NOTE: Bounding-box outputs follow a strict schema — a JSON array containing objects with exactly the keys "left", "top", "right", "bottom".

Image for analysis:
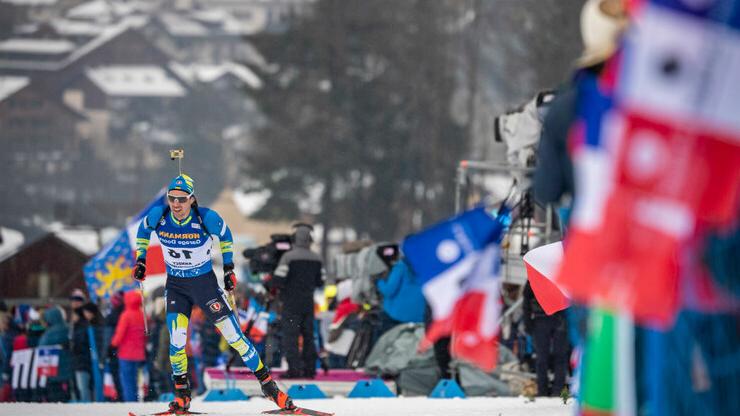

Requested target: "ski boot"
[
  {"left": 168, "top": 373, "right": 192, "bottom": 414},
  {"left": 255, "top": 367, "right": 295, "bottom": 410}
]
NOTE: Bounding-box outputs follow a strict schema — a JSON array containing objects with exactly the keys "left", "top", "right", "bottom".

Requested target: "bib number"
[
  {"left": 168, "top": 249, "right": 193, "bottom": 259},
  {"left": 162, "top": 241, "right": 212, "bottom": 270}
]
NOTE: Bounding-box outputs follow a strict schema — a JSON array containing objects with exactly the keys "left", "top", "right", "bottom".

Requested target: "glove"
[
  {"left": 107, "top": 345, "right": 117, "bottom": 359},
  {"left": 133, "top": 259, "right": 146, "bottom": 281},
  {"left": 223, "top": 263, "right": 237, "bottom": 291}
]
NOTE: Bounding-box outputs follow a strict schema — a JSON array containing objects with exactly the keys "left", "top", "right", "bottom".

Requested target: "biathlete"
[{"left": 133, "top": 174, "right": 294, "bottom": 413}]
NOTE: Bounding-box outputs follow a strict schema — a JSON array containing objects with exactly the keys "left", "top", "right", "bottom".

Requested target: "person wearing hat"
[
  {"left": 531, "top": 0, "right": 628, "bottom": 398},
  {"left": 534, "top": 0, "right": 628, "bottom": 207},
  {"left": 271, "top": 223, "right": 325, "bottom": 379},
  {"left": 134, "top": 174, "right": 294, "bottom": 412},
  {"left": 69, "top": 288, "right": 87, "bottom": 311}
]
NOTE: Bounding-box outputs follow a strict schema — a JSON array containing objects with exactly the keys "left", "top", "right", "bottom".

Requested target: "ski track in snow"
[{"left": 0, "top": 397, "right": 574, "bottom": 416}]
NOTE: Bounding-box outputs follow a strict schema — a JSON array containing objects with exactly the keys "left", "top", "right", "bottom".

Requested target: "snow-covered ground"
[{"left": 0, "top": 397, "right": 574, "bottom": 416}]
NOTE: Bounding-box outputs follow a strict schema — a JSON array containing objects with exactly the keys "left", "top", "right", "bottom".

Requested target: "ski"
[
  {"left": 262, "top": 408, "right": 334, "bottom": 416},
  {"left": 128, "top": 411, "right": 206, "bottom": 416}
]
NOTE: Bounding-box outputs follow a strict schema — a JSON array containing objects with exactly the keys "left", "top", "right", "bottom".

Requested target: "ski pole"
[
  {"left": 228, "top": 290, "right": 240, "bottom": 328},
  {"left": 138, "top": 281, "right": 149, "bottom": 336}
]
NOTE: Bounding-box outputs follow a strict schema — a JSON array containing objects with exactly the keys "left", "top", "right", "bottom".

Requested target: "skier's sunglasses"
[{"left": 167, "top": 193, "right": 192, "bottom": 203}]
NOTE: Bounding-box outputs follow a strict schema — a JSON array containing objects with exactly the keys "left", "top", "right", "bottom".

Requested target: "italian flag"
[{"left": 579, "top": 308, "right": 635, "bottom": 416}]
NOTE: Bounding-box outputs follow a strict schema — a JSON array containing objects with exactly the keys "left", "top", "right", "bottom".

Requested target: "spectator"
[
  {"left": 522, "top": 282, "right": 569, "bottom": 396},
  {"left": 73, "top": 302, "right": 104, "bottom": 402},
  {"left": 376, "top": 257, "right": 425, "bottom": 335},
  {"left": 103, "top": 291, "right": 124, "bottom": 400},
  {"left": 109, "top": 291, "right": 146, "bottom": 402},
  {"left": 424, "top": 304, "right": 453, "bottom": 381},
  {"left": 26, "top": 308, "right": 45, "bottom": 348},
  {"left": 81, "top": 302, "right": 105, "bottom": 361},
  {"left": 148, "top": 296, "right": 170, "bottom": 398},
  {"left": 69, "top": 289, "right": 87, "bottom": 316},
  {"left": 272, "top": 223, "right": 325, "bottom": 379},
  {"left": 533, "top": 0, "right": 627, "bottom": 211},
  {"left": 38, "top": 306, "right": 71, "bottom": 402},
  {"left": 0, "top": 304, "right": 11, "bottom": 402},
  {"left": 153, "top": 297, "right": 172, "bottom": 396},
  {"left": 71, "top": 306, "right": 90, "bottom": 401}
]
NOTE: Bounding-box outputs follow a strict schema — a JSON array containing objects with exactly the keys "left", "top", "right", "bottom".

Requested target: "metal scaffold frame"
[{"left": 453, "top": 160, "right": 559, "bottom": 285}]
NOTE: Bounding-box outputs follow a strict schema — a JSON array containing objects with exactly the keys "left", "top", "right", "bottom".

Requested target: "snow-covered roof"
[
  {"left": 158, "top": 13, "right": 210, "bottom": 37},
  {"left": 0, "top": 16, "right": 145, "bottom": 72},
  {"left": 222, "top": 14, "right": 267, "bottom": 36},
  {"left": 190, "top": 8, "right": 233, "bottom": 24},
  {"left": 1, "top": 0, "right": 57, "bottom": 5},
  {"left": 50, "top": 19, "right": 107, "bottom": 37},
  {"left": 46, "top": 223, "right": 119, "bottom": 256},
  {"left": 188, "top": 7, "right": 266, "bottom": 36},
  {"left": 0, "top": 38, "right": 76, "bottom": 55},
  {"left": 66, "top": 0, "right": 139, "bottom": 20},
  {"left": 0, "top": 76, "right": 30, "bottom": 102},
  {"left": 0, "top": 227, "right": 25, "bottom": 263},
  {"left": 86, "top": 65, "right": 187, "bottom": 97},
  {"left": 170, "top": 62, "right": 262, "bottom": 89},
  {"left": 61, "top": 16, "right": 147, "bottom": 68}
]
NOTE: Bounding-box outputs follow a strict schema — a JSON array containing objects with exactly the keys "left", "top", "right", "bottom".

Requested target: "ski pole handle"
[{"left": 138, "top": 281, "right": 149, "bottom": 336}]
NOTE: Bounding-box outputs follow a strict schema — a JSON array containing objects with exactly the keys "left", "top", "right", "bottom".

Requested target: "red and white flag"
[
  {"left": 556, "top": 3, "right": 740, "bottom": 326},
  {"left": 523, "top": 241, "right": 569, "bottom": 315}
]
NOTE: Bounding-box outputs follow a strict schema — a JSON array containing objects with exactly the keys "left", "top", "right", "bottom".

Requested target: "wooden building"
[{"left": 0, "top": 233, "right": 90, "bottom": 301}]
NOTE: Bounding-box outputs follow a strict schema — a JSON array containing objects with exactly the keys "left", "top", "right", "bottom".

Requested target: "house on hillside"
[
  {"left": 0, "top": 17, "right": 169, "bottom": 79},
  {"left": 143, "top": 10, "right": 265, "bottom": 65},
  {"left": 194, "top": 0, "right": 314, "bottom": 33},
  {"left": 169, "top": 61, "right": 262, "bottom": 90},
  {"left": 0, "top": 233, "right": 90, "bottom": 301},
  {"left": 68, "top": 64, "right": 187, "bottom": 144},
  {"left": 1, "top": 0, "right": 63, "bottom": 24},
  {"left": 0, "top": 75, "right": 89, "bottom": 222}
]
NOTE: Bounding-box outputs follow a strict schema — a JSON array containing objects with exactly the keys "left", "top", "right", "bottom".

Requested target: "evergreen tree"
[{"left": 246, "top": 0, "right": 468, "bottom": 246}]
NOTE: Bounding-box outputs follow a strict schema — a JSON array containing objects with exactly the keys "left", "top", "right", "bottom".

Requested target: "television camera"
[{"left": 242, "top": 233, "right": 293, "bottom": 274}]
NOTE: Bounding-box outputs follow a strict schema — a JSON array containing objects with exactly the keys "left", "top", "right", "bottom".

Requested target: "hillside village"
[{"left": 0, "top": 0, "right": 313, "bottom": 298}]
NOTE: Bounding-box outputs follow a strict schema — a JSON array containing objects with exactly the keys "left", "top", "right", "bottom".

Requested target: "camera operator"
[{"left": 272, "top": 224, "right": 325, "bottom": 379}]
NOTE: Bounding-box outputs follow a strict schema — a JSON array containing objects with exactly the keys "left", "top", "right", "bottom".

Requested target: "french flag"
[
  {"left": 35, "top": 346, "right": 60, "bottom": 378},
  {"left": 402, "top": 207, "right": 505, "bottom": 371}
]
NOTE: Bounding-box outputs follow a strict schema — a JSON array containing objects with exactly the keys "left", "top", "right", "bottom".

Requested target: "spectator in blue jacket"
[
  {"left": 38, "top": 306, "right": 71, "bottom": 402},
  {"left": 377, "top": 258, "right": 426, "bottom": 335}
]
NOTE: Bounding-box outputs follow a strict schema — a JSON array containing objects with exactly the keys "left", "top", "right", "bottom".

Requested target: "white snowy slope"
[{"left": 0, "top": 397, "right": 574, "bottom": 416}]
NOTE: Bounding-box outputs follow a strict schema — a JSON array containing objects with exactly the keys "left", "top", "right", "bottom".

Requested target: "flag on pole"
[
  {"left": 84, "top": 190, "right": 168, "bottom": 301},
  {"left": 35, "top": 346, "right": 60, "bottom": 378},
  {"left": 402, "top": 206, "right": 505, "bottom": 371},
  {"left": 555, "top": 1, "right": 740, "bottom": 326},
  {"left": 578, "top": 309, "right": 636, "bottom": 416}
]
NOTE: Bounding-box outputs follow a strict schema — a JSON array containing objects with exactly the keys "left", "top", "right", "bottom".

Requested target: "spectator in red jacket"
[{"left": 110, "top": 291, "right": 146, "bottom": 402}]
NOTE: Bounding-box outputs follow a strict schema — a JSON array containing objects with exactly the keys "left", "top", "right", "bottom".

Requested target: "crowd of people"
[{"left": 0, "top": 234, "right": 575, "bottom": 403}]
